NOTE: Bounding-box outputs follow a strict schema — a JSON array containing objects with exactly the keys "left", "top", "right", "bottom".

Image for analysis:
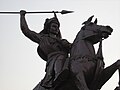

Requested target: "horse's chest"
[{"left": 70, "top": 58, "right": 96, "bottom": 76}]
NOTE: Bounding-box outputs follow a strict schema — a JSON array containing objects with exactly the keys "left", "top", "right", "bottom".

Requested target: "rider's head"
[
  {"left": 40, "top": 13, "right": 61, "bottom": 38},
  {"left": 44, "top": 17, "right": 60, "bottom": 33}
]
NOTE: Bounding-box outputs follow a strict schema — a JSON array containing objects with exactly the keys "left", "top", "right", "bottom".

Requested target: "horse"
[
  {"left": 34, "top": 16, "right": 120, "bottom": 90},
  {"left": 55, "top": 15, "right": 120, "bottom": 90}
]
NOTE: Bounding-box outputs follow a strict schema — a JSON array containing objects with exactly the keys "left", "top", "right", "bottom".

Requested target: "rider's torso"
[{"left": 38, "top": 35, "right": 66, "bottom": 56}]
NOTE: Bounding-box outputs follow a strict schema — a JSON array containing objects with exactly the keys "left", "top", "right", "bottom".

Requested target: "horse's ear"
[
  {"left": 82, "top": 15, "right": 94, "bottom": 25},
  {"left": 94, "top": 18, "right": 97, "bottom": 24},
  {"left": 87, "top": 15, "right": 94, "bottom": 22}
]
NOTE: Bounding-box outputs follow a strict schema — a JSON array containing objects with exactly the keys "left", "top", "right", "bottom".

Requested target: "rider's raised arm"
[{"left": 20, "top": 10, "right": 40, "bottom": 44}]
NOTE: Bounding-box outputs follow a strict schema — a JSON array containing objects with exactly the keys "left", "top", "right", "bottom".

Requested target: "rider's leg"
[
  {"left": 40, "top": 58, "right": 55, "bottom": 88},
  {"left": 54, "top": 55, "right": 69, "bottom": 85}
]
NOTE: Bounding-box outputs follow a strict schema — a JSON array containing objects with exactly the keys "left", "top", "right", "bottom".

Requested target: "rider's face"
[{"left": 49, "top": 23, "right": 59, "bottom": 35}]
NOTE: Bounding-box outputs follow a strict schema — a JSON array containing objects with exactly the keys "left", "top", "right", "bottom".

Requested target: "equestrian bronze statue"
[{"left": 20, "top": 10, "right": 120, "bottom": 90}]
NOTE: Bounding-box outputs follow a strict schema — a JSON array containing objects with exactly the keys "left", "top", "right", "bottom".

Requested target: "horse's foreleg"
[{"left": 97, "top": 59, "right": 120, "bottom": 89}]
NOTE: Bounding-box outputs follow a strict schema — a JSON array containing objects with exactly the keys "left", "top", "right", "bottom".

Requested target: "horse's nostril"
[{"left": 106, "top": 26, "right": 113, "bottom": 33}]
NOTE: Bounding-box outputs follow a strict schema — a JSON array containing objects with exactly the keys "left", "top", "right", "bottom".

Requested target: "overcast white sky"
[{"left": 0, "top": 0, "right": 120, "bottom": 90}]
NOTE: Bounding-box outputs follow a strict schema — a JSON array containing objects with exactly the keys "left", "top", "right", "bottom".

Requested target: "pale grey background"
[{"left": 0, "top": 0, "right": 120, "bottom": 90}]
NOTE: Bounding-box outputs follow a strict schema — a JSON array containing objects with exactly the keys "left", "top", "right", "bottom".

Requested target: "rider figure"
[{"left": 20, "top": 10, "right": 71, "bottom": 89}]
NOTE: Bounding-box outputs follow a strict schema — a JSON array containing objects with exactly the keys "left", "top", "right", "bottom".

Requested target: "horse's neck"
[
  {"left": 84, "top": 40, "right": 96, "bottom": 57},
  {"left": 70, "top": 31, "right": 96, "bottom": 58}
]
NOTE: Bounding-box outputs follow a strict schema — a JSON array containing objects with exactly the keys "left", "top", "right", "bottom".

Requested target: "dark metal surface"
[{"left": 0, "top": 10, "right": 74, "bottom": 14}]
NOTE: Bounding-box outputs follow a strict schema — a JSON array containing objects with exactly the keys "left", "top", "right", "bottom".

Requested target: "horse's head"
[{"left": 81, "top": 15, "right": 113, "bottom": 44}]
